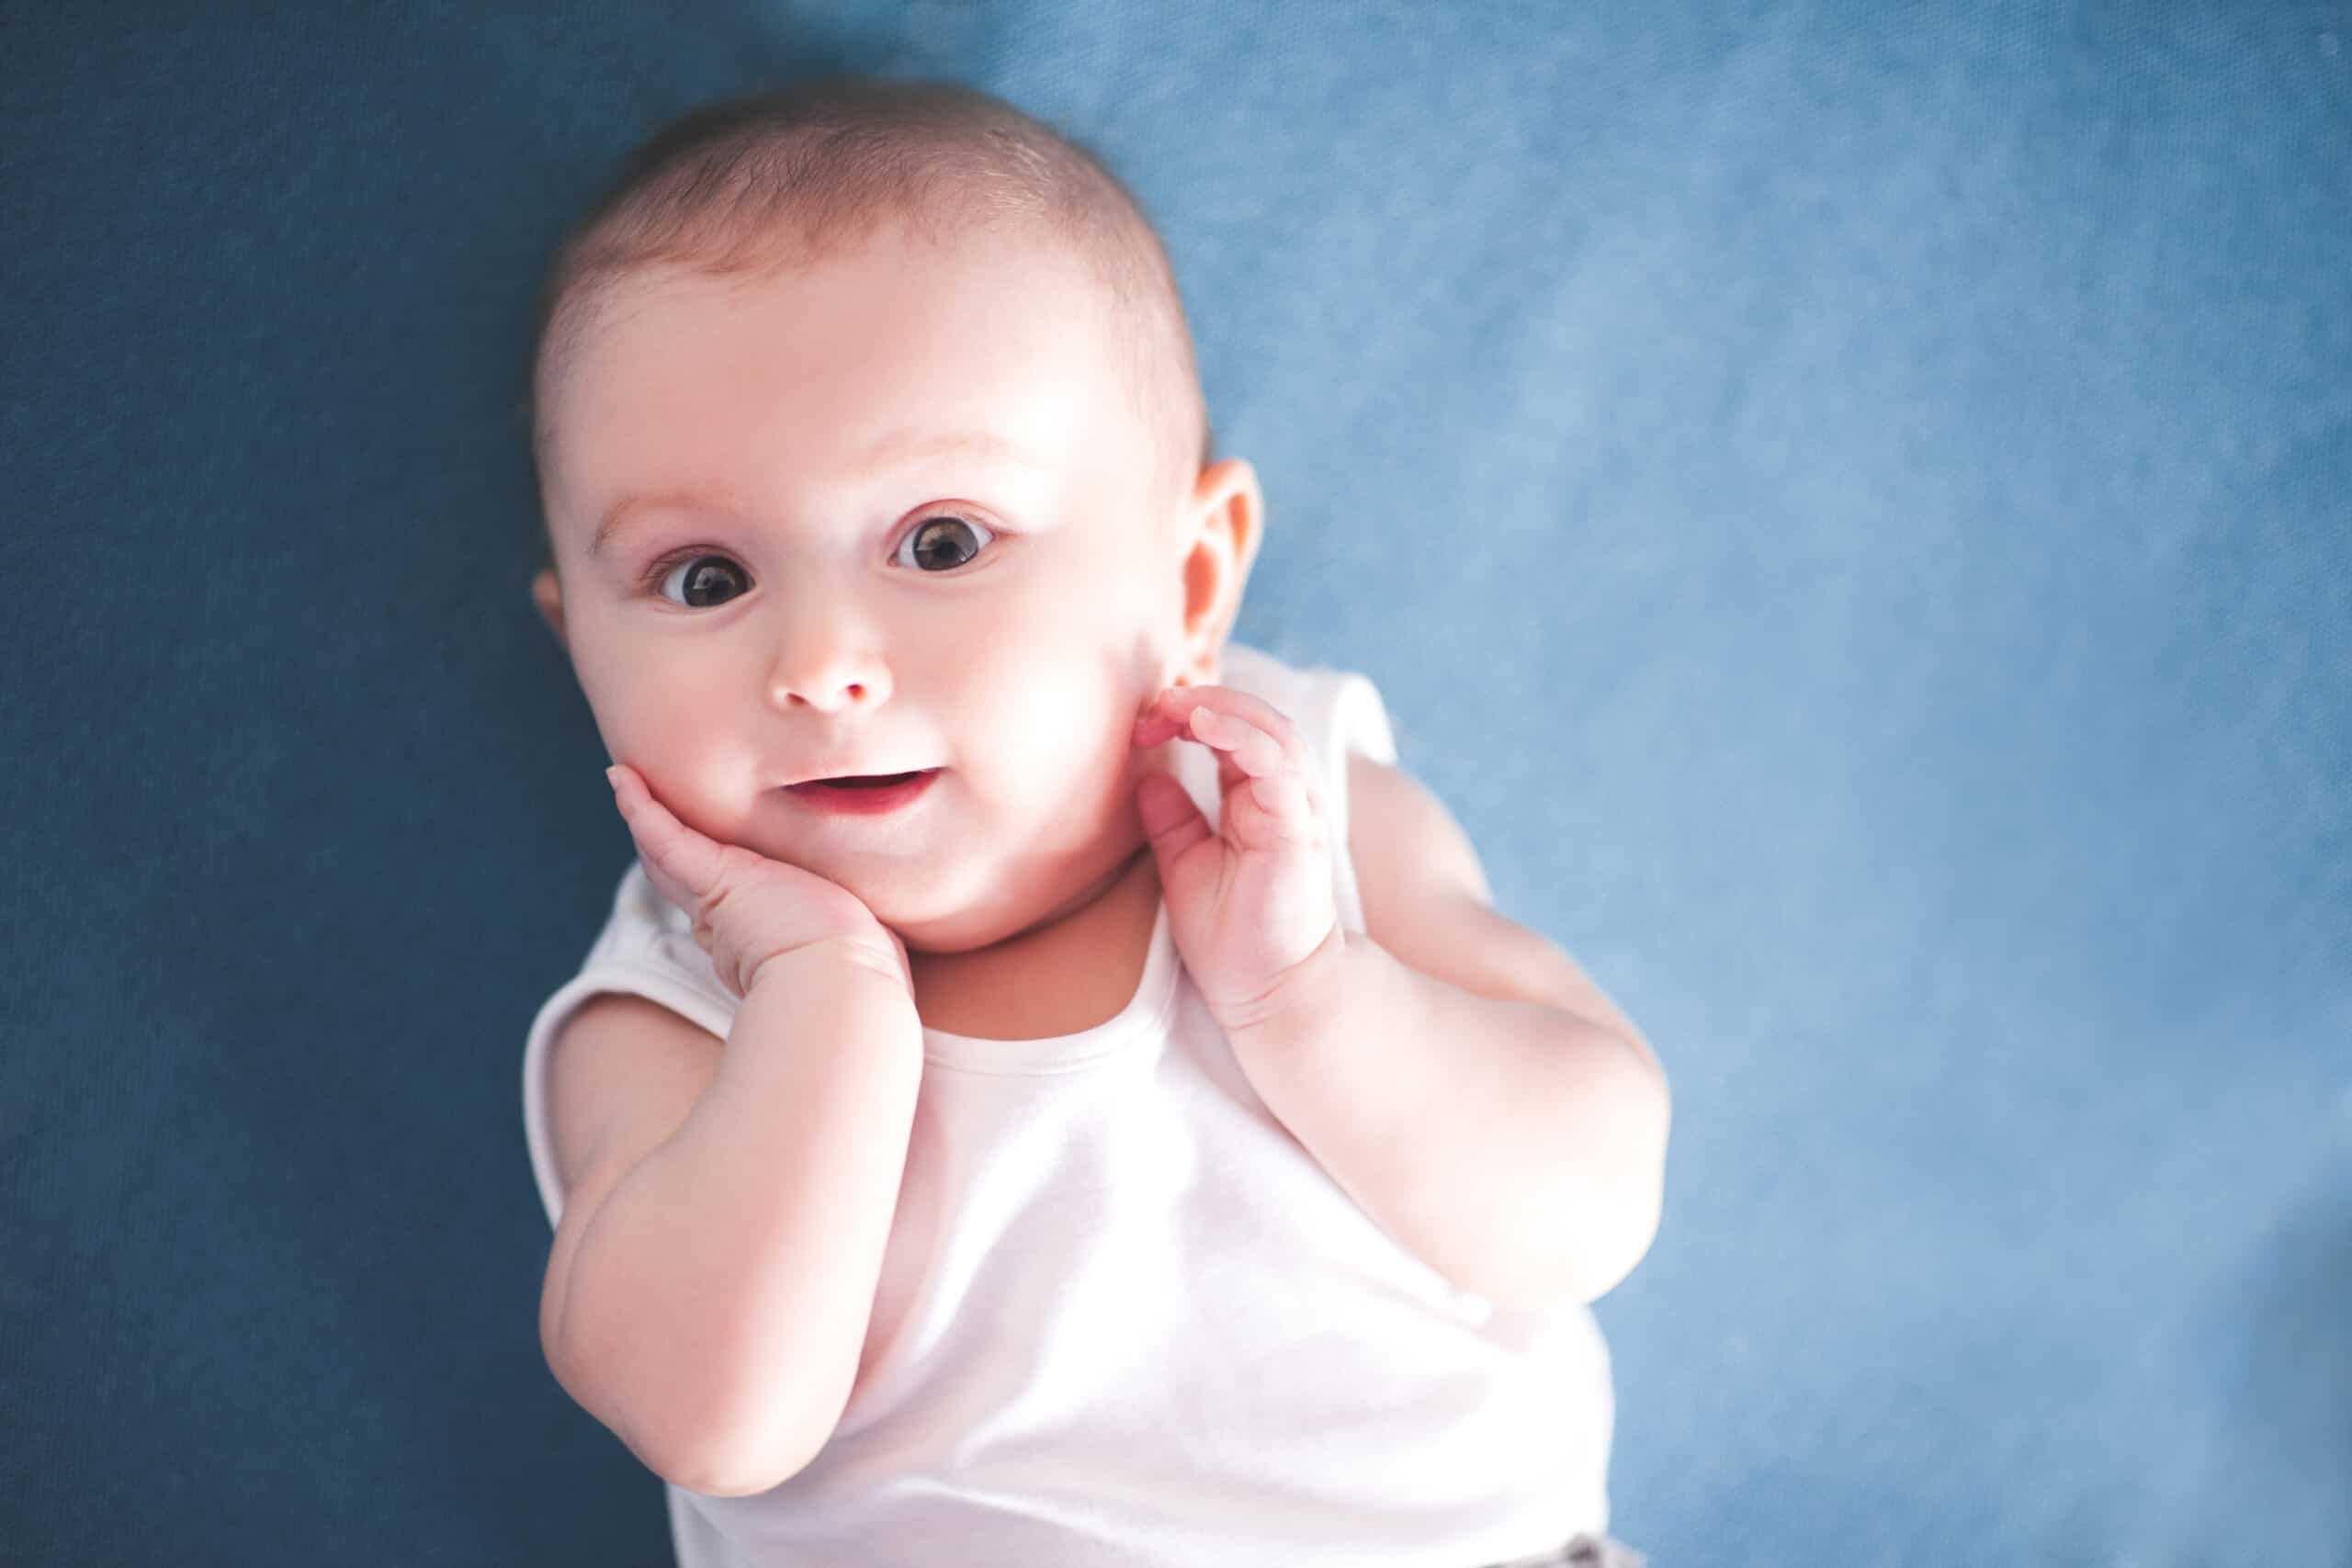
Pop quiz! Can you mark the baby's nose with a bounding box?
[770,653,891,713]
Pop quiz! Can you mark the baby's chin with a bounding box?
[793,851,1005,953]
[856,852,1136,957]
[875,887,1063,957]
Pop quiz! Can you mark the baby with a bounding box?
[518,75,1668,1568]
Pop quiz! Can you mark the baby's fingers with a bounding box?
[606,764,729,908]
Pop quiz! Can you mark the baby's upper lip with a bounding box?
[781,764,940,789]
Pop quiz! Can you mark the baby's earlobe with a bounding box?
[530,567,568,649]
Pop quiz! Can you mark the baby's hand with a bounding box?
[605,763,911,999]
[1131,686,1343,1039]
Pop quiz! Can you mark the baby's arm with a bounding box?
[542,944,924,1497]
[1221,750,1669,1311]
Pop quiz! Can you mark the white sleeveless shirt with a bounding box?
[520,641,1618,1567]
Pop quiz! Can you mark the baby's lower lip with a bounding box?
[786,768,942,815]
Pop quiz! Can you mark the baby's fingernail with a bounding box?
[605,766,622,793]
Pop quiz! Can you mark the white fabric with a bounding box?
[520,640,1617,1567]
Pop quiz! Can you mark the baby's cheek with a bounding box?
[925,601,1139,762]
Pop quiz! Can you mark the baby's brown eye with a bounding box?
[656,554,748,609]
[899,514,995,572]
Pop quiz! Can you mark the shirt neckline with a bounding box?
[918,895,1180,1075]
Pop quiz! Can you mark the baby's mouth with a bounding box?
[802,770,937,790]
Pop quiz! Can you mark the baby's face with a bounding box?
[536,219,1238,953]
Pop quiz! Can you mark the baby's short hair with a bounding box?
[523,75,1215,571]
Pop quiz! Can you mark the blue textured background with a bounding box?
[3,4,2346,1564]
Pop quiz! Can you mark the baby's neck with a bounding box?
[905,846,1160,1042]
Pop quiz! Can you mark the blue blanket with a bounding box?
[2,3,2344,1563]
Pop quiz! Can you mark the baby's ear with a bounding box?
[530,567,568,651]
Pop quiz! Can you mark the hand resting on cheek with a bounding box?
[605,763,913,1000]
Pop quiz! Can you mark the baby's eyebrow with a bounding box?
[589,429,1046,559]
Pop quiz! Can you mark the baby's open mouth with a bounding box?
[808,770,933,789]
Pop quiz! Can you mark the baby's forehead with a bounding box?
[545,209,1188,504]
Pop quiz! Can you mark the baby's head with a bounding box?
[524,77,1261,955]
